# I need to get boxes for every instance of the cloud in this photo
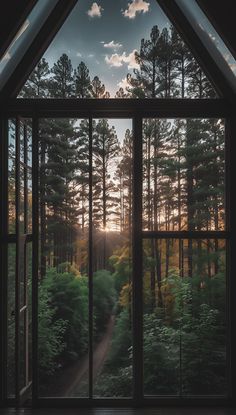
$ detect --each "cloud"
[122,0,150,19]
[104,40,123,50]
[76,52,82,57]
[88,54,95,58]
[105,50,139,69]
[118,77,130,90]
[87,2,103,18]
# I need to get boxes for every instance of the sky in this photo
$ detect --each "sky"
[42,0,170,97]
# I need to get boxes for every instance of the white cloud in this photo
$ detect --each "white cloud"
[118,77,130,90]
[105,50,139,69]
[122,0,150,19]
[88,54,95,58]
[105,54,123,67]
[104,40,123,50]
[76,52,82,57]
[87,2,103,18]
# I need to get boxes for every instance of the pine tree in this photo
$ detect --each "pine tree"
[115,129,133,233]
[74,62,92,98]
[20,57,50,97]
[115,87,130,98]
[93,119,120,268]
[187,60,216,98]
[50,53,74,98]
[91,76,109,98]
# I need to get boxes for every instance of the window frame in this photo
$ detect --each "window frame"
[1,96,235,407]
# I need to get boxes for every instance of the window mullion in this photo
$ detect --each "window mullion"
[132,116,143,402]
[88,116,93,399]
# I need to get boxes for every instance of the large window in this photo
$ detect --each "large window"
[18,0,217,99]
[3,108,229,404]
[0,0,234,409]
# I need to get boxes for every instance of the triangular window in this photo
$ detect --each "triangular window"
[18,0,218,99]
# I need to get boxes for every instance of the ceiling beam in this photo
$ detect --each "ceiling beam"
[0,0,77,100]
[0,0,37,61]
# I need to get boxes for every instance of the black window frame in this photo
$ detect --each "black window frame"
[0,97,235,408]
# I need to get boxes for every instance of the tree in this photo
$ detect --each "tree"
[74,62,92,98]
[127,26,177,98]
[115,129,133,232]
[93,119,120,268]
[20,57,50,97]
[50,53,74,98]
[91,76,109,98]
[115,87,130,98]
[41,118,80,267]
[187,60,216,98]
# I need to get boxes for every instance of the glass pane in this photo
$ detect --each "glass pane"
[0,0,59,90]
[27,168,32,233]
[26,242,32,384]
[176,0,236,93]
[38,118,89,397]
[142,119,225,231]
[8,119,16,233]
[19,0,217,98]
[19,164,25,234]
[143,238,227,396]
[7,243,16,397]
[19,236,26,309]
[19,311,27,390]
[27,121,32,168]
[92,119,133,398]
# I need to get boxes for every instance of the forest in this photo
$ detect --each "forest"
[7,24,226,398]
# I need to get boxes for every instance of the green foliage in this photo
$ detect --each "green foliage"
[94,309,132,397]
[93,270,116,338]
[41,266,89,362]
[38,274,67,378]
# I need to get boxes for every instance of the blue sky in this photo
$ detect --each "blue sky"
[43,0,169,96]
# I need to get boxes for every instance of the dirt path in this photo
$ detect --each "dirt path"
[65,315,115,396]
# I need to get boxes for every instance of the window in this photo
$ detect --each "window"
[18,0,217,99]
[0,0,234,408]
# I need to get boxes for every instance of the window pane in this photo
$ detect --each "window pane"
[143,238,227,396]
[7,243,16,397]
[8,119,16,233]
[92,119,133,398]
[38,118,89,397]
[18,0,217,99]
[26,242,32,384]
[142,119,225,231]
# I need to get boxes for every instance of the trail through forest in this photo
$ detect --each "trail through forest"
[65,315,115,396]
